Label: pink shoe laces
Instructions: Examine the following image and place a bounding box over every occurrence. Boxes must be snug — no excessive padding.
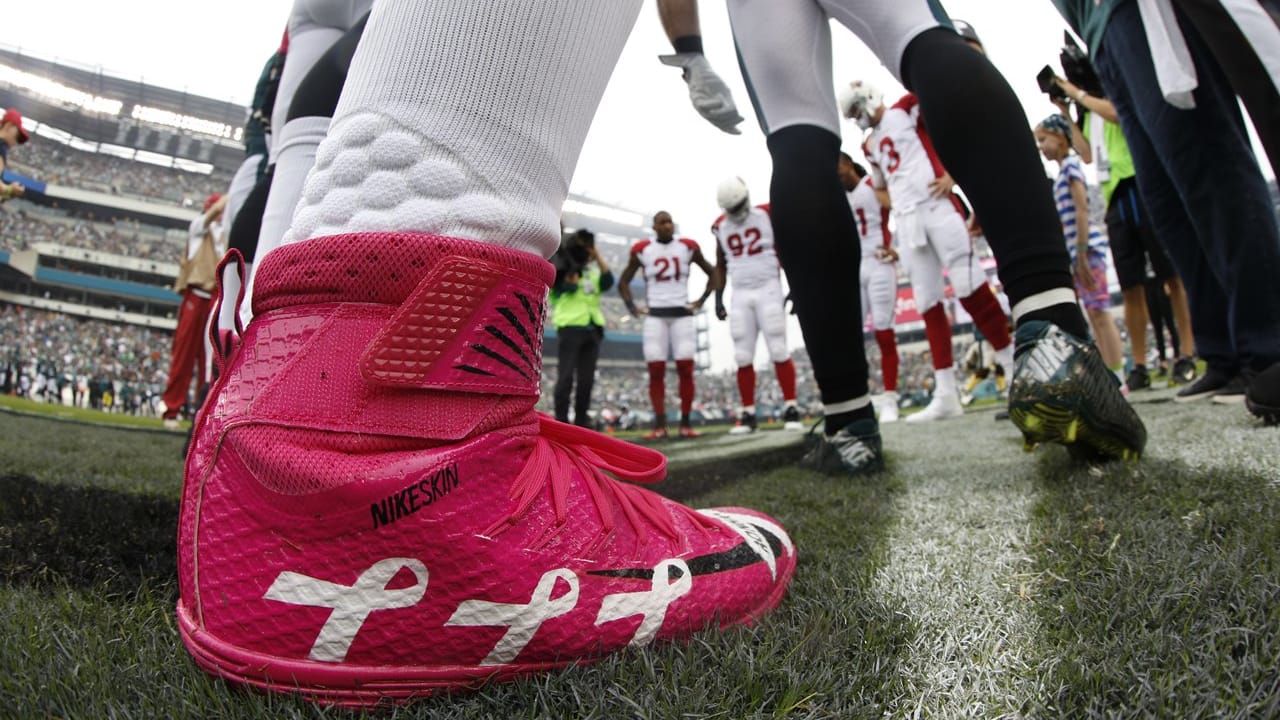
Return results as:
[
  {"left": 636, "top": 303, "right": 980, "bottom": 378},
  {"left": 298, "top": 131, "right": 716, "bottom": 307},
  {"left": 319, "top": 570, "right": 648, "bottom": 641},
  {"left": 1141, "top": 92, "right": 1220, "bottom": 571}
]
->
[{"left": 489, "top": 415, "right": 718, "bottom": 546}]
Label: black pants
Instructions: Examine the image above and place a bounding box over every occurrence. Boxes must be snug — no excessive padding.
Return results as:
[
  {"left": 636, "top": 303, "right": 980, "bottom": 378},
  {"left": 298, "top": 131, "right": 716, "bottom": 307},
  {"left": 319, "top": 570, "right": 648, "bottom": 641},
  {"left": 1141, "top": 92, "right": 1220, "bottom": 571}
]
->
[
  {"left": 554, "top": 326, "right": 602, "bottom": 426},
  {"left": 1171, "top": 0, "right": 1280, "bottom": 181}
]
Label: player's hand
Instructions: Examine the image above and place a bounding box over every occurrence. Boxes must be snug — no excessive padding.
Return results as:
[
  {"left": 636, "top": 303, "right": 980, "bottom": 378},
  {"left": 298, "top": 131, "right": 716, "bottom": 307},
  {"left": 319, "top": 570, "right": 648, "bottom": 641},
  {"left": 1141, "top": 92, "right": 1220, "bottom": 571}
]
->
[
  {"left": 659, "top": 53, "right": 744, "bottom": 135},
  {"left": 784, "top": 292, "right": 797, "bottom": 315},
  {"left": 877, "top": 247, "right": 899, "bottom": 263},
  {"left": 688, "top": 299, "right": 705, "bottom": 313},
  {"left": 928, "top": 173, "right": 955, "bottom": 198},
  {"left": 715, "top": 303, "right": 727, "bottom": 321}
]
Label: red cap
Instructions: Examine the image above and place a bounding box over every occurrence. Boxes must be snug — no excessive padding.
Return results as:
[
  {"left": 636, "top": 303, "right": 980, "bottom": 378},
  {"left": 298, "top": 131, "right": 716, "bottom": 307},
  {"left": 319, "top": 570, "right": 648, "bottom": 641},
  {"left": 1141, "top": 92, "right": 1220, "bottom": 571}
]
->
[
  {"left": 203, "top": 193, "right": 223, "bottom": 212},
  {"left": 2, "top": 108, "right": 29, "bottom": 144}
]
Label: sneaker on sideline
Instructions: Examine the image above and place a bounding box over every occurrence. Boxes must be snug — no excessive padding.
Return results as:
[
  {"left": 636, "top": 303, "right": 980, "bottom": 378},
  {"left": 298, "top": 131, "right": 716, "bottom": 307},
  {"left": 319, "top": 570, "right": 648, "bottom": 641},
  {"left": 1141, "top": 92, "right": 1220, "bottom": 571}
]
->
[
  {"left": 801, "top": 417, "right": 883, "bottom": 475},
  {"left": 1174, "top": 366, "right": 1234, "bottom": 403},
  {"left": 1246, "top": 363, "right": 1280, "bottom": 425}
]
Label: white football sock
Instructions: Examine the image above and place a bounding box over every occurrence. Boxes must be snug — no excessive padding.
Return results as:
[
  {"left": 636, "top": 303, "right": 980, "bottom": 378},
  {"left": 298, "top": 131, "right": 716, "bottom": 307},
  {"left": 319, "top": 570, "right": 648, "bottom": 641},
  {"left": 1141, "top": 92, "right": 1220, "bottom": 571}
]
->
[{"left": 284, "top": 0, "right": 643, "bottom": 260}]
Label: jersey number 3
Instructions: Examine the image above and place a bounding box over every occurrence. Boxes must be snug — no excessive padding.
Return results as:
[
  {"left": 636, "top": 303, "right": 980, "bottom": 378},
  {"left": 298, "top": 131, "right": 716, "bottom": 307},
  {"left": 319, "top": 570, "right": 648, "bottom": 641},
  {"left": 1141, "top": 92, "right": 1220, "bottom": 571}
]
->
[{"left": 879, "top": 137, "right": 901, "bottom": 174}]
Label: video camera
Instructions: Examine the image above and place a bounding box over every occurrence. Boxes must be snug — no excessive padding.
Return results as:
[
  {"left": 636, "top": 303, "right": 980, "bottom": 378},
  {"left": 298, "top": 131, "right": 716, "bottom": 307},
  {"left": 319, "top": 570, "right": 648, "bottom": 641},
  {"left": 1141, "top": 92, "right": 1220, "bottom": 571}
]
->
[
  {"left": 1038, "top": 31, "right": 1107, "bottom": 102},
  {"left": 552, "top": 228, "right": 595, "bottom": 288}
]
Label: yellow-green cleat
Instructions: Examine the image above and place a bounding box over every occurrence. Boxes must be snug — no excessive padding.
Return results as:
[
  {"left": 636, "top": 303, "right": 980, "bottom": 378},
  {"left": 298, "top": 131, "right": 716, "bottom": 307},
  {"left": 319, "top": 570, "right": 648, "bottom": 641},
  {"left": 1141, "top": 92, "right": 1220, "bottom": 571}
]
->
[{"left": 1008, "top": 321, "right": 1146, "bottom": 462}]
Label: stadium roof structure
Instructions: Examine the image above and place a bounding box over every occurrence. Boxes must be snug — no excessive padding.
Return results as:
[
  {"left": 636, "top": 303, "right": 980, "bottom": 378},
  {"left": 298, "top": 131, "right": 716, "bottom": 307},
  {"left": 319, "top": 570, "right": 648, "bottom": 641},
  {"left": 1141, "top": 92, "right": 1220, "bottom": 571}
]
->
[{"left": 0, "top": 46, "right": 249, "bottom": 175}]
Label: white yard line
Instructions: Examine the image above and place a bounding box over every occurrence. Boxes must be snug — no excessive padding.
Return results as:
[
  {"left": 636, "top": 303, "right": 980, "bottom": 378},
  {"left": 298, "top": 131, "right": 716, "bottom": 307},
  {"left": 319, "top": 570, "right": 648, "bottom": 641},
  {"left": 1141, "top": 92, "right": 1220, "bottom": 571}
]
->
[{"left": 873, "top": 419, "right": 1045, "bottom": 718}]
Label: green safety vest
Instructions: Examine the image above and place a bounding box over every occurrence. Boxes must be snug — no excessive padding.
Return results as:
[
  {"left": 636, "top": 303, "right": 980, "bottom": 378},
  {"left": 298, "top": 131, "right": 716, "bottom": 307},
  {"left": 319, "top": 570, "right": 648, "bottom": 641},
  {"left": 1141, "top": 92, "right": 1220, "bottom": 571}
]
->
[{"left": 551, "top": 264, "right": 606, "bottom": 329}]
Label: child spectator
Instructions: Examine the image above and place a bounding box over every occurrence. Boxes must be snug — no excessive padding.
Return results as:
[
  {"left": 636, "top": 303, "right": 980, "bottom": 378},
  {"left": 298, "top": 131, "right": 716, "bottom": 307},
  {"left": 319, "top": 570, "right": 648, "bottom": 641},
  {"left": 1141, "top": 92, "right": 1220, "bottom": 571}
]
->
[{"left": 1035, "top": 113, "right": 1126, "bottom": 385}]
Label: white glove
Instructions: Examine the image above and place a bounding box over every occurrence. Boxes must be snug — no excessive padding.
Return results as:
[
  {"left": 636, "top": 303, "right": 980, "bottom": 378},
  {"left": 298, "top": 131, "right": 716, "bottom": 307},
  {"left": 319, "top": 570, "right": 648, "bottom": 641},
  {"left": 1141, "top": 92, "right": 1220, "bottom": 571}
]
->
[{"left": 658, "top": 53, "right": 744, "bottom": 135}]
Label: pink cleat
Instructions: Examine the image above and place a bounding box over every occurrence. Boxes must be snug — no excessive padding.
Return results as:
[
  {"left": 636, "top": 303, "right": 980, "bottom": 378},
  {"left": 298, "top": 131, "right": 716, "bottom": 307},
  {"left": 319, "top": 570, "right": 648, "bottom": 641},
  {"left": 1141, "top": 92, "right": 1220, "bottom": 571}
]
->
[{"left": 176, "top": 234, "right": 796, "bottom": 707}]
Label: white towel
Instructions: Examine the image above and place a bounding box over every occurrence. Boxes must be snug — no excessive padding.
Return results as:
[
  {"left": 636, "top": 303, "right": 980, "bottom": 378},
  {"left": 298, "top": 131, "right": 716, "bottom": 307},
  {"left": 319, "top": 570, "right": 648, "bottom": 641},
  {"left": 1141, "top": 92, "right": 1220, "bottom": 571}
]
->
[
  {"left": 895, "top": 207, "right": 928, "bottom": 249},
  {"left": 1137, "top": 0, "right": 1199, "bottom": 109}
]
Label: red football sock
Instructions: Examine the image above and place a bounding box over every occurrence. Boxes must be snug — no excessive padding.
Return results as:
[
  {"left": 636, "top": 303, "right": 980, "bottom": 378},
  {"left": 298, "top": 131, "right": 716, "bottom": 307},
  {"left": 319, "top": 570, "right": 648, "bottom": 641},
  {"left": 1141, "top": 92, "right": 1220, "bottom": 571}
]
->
[
  {"left": 959, "top": 285, "right": 1012, "bottom": 350},
  {"left": 736, "top": 365, "right": 756, "bottom": 408},
  {"left": 676, "top": 359, "right": 695, "bottom": 416},
  {"left": 922, "top": 303, "right": 955, "bottom": 370},
  {"left": 774, "top": 359, "right": 797, "bottom": 402},
  {"left": 647, "top": 361, "right": 666, "bottom": 422},
  {"left": 874, "top": 329, "right": 899, "bottom": 392}
]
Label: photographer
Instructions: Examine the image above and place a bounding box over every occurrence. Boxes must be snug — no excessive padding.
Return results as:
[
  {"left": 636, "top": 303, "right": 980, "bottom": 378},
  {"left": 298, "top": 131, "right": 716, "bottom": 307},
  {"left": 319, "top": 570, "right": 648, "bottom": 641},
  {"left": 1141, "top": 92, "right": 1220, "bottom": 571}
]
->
[
  {"left": 550, "top": 228, "right": 614, "bottom": 427},
  {"left": 1049, "top": 0, "right": 1280, "bottom": 418},
  {"left": 1041, "top": 40, "right": 1197, "bottom": 393}
]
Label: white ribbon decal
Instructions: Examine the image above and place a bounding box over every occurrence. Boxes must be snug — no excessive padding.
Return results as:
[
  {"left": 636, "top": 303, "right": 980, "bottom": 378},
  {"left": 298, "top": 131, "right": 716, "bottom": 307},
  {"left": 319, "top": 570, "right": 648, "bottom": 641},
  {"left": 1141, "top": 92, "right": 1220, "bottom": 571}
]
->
[
  {"left": 595, "top": 559, "right": 692, "bottom": 647},
  {"left": 445, "top": 568, "right": 580, "bottom": 666},
  {"left": 263, "top": 558, "right": 428, "bottom": 663}
]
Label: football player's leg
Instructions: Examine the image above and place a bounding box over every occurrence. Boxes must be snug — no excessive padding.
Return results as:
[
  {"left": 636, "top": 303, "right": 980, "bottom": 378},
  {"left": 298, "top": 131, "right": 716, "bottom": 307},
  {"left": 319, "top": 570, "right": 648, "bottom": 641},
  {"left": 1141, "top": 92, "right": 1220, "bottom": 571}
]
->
[
  {"left": 868, "top": 262, "right": 899, "bottom": 395},
  {"left": 821, "top": 0, "right": 1086, "bottom": 337},
  {"left": 728, "top": 0, "right": 874, "bottom": 443},
  {"left": 673, "top": 316, "right": 698, "bottom": 425},
  {"left": 902, "top": 243, "right": 949, "bottom": 372},
  {"left": 243, "top": 9, "right": 370, "bottom": 325},
  {"left": 931, "top": 208, "right": 1013, "bottom": 371},
  {"left": 731, "top": 287, "right": 759, "bottom": 411},
  {"left": 181, "top": 2, "right": 796, "bottom": 696},
  {"left": 216, "top": 152, "right": 266, "bottom": 336},
  {"left": 759, "top": 286, "right": 795, "bottom": 403},
  {"left": 901, "top": 243, "right": 962, "bottom": 422},
  {"left": 644, "top": 315, "right": 670, "bottom": 425},
  {"left": 284, "top": 1, "right": 637, "bottom": 259}
]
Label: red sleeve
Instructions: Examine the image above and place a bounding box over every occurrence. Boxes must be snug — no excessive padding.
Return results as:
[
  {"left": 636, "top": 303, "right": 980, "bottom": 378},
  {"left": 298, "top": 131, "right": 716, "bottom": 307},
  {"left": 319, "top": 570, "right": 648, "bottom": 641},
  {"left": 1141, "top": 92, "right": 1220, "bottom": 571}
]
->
[
  {"left": 679, "top": 238, "right": 701, "bottom": 252},
  {"left": 861, "top": 138, "right": 878, "bottom": 168},
  {"left": 915, "top": 122, "right": 948, "bottom": 181},
  {"left": 710, "top": 214, "right": 726, "bottom": 238},
  {"left": 630, "top": 240, "right": 649, "bottom": 256},
  {"left": 757, "top": 203, "right": 771, "bottom": 217},
  {"left": 892, "top": 93, "right": 918, "bottom": 113}
]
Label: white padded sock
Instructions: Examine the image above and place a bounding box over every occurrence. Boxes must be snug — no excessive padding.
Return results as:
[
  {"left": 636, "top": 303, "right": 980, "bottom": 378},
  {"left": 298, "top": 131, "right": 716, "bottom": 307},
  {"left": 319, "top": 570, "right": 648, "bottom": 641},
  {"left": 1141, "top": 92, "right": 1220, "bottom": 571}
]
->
[{"left": 283, "top": 0, "right": 643, "bottom": 260}]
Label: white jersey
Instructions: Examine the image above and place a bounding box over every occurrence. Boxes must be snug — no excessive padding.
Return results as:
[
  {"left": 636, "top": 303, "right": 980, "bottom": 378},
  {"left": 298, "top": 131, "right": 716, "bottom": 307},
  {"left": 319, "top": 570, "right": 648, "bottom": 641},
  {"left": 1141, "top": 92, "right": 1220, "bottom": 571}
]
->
[
  {"left": 847, "top": 178, "right": 893, "bottom": 259},
  {"left": 710, "top": 205, "right": 781, "bottom": 289},
  {"left": 630, "top": 237, "right": 700, "bottom": 309},
  {"left": 863, "top": 93, "right": 957, "bottom": 214}
]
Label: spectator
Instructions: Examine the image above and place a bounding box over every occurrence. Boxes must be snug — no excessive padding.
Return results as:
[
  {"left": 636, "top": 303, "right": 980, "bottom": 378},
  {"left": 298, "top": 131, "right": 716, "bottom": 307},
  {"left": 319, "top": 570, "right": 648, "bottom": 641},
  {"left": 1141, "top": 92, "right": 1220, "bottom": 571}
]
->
[
  {"left": 1049, "top": 69, "right": 1198, "bottom": 391},
  {"left": 1049, "top": 0, "right": 1280, "bottom": 416},
  {"left": 160, "top": 193, "right": 226, "bottom": 427},
  {"left": 0, "top": 108, "right": 29, "bottom": 202},
  {"left": 1035, "top": 113, "right": 1126, "bottom": 382},
  {"left": 550, "top": 229, "right": 614, "bottom": 427}
]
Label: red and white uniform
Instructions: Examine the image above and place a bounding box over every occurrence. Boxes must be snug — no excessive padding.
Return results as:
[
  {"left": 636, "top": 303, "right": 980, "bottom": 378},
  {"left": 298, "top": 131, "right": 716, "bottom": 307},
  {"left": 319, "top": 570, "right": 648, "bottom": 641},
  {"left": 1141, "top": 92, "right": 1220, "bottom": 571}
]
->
[
  {"left": 631, "top": 237, "right": 700, "bottom": 362},
  {"left": 711, "top": 205, "right": 789, "bottom": 366},
  {"left": 847, "top": 178, "right": 898, "bottom": 331},
  {"left": 863, "top": 93, "right": 985, "bottom": 311}
]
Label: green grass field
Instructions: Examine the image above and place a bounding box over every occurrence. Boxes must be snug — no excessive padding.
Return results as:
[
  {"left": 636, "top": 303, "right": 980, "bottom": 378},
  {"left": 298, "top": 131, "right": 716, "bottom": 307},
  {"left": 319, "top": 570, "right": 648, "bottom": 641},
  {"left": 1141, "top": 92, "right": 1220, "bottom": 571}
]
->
[{"left": 2, "top": 390, "right": 1278, "bottom": 718}]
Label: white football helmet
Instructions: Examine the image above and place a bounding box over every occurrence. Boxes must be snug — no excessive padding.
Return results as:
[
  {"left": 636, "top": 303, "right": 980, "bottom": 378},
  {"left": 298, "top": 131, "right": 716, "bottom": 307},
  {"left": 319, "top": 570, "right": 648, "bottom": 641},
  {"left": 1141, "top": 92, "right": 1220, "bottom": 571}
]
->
[
  {"left": 716, "top": 176, "right": 751, "bottom": 220},
  {"left": 837, "top": 81, "right": 884, "bottom": 130}
]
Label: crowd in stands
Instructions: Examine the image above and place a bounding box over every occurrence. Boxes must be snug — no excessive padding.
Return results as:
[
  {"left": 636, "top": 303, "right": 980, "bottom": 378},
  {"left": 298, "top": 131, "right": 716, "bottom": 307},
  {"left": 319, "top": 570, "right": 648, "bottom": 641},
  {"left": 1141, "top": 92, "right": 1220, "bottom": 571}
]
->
[
  {"left": 7, "top": 140, "right": 230, "bottom": 208},
  {"left": 0, "top": 303, "right": 173, "bottom": 415},
  {"left": 0, "top": 201, "right": 184, "bottom": 264}
]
